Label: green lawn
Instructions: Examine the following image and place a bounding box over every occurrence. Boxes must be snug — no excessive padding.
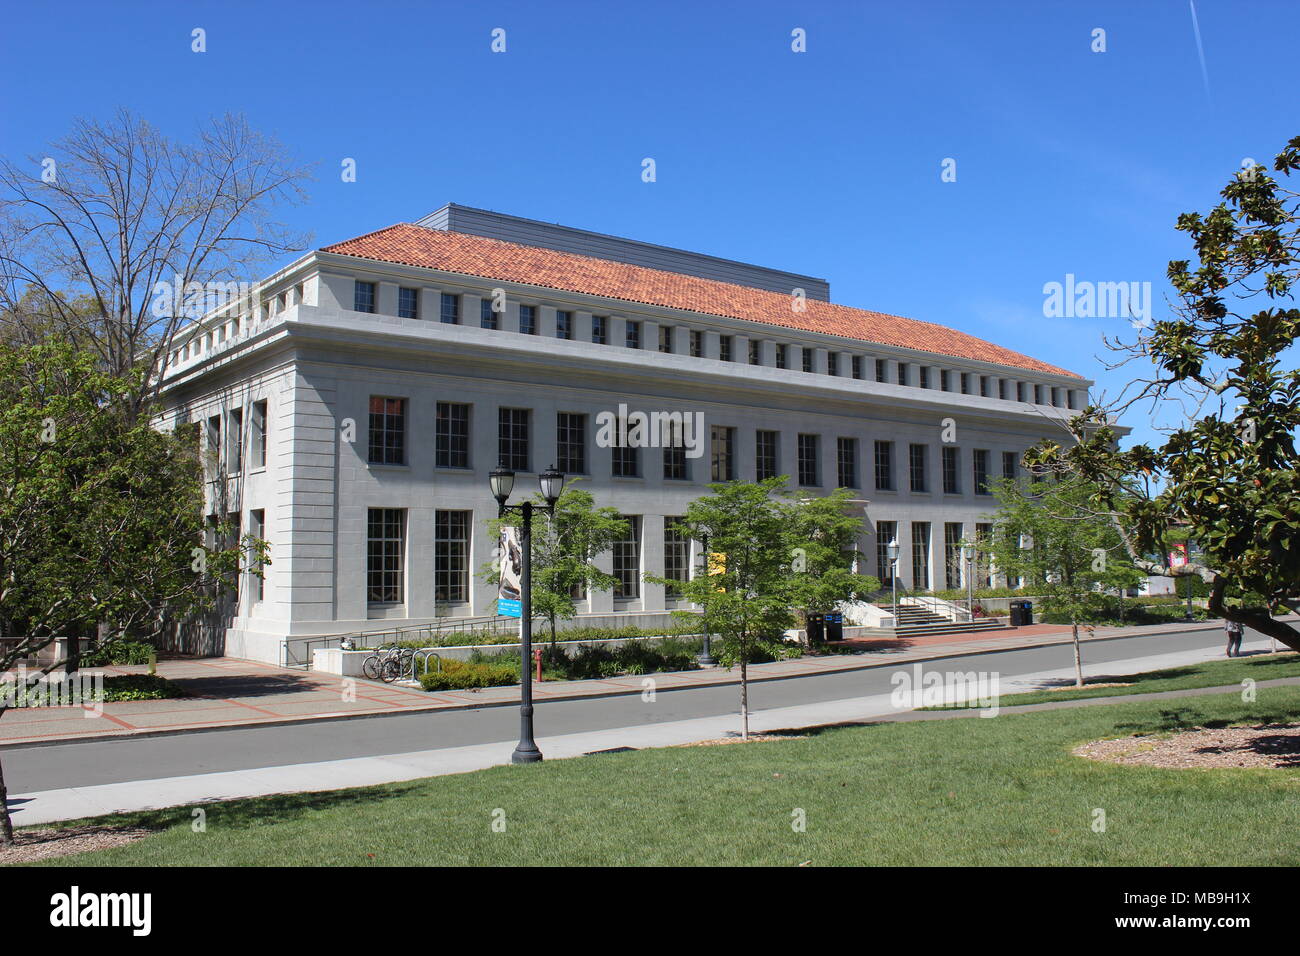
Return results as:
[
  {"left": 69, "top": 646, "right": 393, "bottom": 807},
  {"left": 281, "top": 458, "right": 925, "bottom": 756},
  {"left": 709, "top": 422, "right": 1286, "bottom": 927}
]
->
[
  {"left": 19, "top": 684, "right": 1300, "bottom": 867},
  {"left": 924, "top": 651, "right": 1300, "bottom": 709}
]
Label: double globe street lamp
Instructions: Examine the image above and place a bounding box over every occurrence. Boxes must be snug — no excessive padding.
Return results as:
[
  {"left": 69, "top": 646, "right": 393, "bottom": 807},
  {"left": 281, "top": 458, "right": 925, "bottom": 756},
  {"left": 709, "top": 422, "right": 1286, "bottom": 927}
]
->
[{"left": 489, "top": 463, "right": 565, "bottom": 764}]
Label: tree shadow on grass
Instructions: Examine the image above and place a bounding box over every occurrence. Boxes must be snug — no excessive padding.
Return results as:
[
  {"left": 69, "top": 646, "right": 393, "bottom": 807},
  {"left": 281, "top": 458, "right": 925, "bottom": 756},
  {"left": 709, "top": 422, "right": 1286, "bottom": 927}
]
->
[
  {"left": 1114, "top": 704, "right": 1300, "bottom": 735},
  {"left": 29, "top": 780, "right": 431, "bottom": 837}
]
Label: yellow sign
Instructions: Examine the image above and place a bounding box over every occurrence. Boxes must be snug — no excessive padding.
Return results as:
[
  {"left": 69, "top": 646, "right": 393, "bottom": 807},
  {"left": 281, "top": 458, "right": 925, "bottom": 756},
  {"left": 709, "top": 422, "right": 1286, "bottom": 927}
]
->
[{"left": 707, "top": 551, "right": 726, "bottom": 591}]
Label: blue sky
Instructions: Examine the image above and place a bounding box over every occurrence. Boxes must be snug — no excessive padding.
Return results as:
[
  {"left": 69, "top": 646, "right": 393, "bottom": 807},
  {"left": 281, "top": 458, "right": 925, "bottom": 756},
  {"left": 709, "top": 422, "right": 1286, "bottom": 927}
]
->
[{"left": 2, "top": 0, "right": 1297, "bottom": 450}]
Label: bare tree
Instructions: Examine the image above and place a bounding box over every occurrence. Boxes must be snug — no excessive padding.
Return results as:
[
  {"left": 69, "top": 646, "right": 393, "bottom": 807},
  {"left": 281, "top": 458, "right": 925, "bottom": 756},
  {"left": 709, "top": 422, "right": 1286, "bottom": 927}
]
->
[{"left": 0, "top": 110, "right": 311, "bottom": 415}]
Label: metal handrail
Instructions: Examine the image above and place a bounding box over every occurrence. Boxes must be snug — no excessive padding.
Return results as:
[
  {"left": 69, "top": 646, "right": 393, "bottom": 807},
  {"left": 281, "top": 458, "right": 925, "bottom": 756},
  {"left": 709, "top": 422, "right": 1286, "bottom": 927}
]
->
[{"left": 280, "top": 613, "right": 516, "bottom": 669}]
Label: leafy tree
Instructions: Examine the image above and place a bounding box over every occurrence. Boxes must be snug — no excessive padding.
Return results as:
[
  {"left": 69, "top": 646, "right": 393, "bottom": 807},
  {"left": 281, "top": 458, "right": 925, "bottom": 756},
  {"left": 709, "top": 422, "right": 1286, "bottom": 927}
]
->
[
  {"left": 980, "top": 475, "right": 1143, "bottom": 686},
  {"left": 482, "top": 483, "right": 628, "bottom": 646},
  {"left": 0, "top": 338, "right": 258, "bottom": 843},
  {"left": 648, "top": 479, "right": 800, "bottom": 739},
  {"left": 1026, "top": 134, "right": 1300, "bottom": 651},
  {"left": 781, "top": 486, "right": 880, "bottom": 621}
]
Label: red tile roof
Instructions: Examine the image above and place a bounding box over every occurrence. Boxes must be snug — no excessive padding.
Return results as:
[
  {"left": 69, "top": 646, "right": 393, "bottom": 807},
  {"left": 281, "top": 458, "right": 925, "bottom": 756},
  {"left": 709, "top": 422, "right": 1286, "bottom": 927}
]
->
[{"left": 321, "top": 224, "right": 1082, "bottom": 379}]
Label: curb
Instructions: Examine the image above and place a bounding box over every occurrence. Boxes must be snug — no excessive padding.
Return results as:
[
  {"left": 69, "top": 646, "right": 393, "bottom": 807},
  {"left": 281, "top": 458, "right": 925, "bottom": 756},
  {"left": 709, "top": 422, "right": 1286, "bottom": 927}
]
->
[{"left": 0, "top": 619, "right": 1268, "bottom": 751}]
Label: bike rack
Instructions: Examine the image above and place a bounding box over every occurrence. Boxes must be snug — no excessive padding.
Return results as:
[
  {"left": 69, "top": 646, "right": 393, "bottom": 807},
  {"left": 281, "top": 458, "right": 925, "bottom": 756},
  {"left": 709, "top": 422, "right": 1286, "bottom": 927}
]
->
[{"left": 411, "top": 649, "right": 443, "bottom": 681}]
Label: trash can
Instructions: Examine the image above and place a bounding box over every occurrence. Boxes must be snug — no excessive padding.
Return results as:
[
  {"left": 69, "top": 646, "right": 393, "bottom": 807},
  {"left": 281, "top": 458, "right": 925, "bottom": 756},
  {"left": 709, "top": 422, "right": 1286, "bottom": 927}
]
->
[
  {"left": 1010, "top": 600, "right": 1034, "bottom": 626},
  {"left": 806, "top": 613, "right": 825, "bottom": 645},
  {"left": 824, "top": 612, "right": 844, "bottom": 643}
]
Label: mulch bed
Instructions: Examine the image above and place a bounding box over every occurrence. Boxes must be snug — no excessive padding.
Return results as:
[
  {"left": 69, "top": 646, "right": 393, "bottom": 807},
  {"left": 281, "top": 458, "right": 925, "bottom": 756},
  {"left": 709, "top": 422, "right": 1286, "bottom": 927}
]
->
[
  {"left": 1074, "top": 722, "right": 1300, "bottom": 770},
  {"left": 0, "top": 825, "right": 155, "bottom": 864},
  {"left": 679, "top": 734, "right": 805, "bottom": 747}
]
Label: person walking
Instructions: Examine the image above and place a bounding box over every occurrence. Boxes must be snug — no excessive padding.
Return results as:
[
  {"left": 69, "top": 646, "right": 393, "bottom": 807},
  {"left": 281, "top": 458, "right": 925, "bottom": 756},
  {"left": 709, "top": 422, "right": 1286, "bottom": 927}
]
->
[{"left": 1225, "top": 618, "right": 1244, "bottom": 658}]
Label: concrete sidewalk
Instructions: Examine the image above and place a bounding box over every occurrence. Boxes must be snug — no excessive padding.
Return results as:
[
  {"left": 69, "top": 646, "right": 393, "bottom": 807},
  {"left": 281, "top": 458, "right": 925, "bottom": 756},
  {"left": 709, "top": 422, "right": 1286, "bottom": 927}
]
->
[{"left": 0, "top": 618, "right": 1261, "bottom": 748}]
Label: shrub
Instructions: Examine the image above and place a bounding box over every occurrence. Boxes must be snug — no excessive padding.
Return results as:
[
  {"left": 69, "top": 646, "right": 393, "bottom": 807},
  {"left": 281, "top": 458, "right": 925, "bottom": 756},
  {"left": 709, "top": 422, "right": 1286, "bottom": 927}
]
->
[
  {"left": 417, "top": 657, "right": 517, "bottom": 691},
  {"left": 0, "top": 673, "right": 185, "bottom": 706},
  {"left": 79, "top": 639, "right": 156, "bottom": 666},
  {"left": 99, "top": 674, "right": 187, "bottom": 701}
]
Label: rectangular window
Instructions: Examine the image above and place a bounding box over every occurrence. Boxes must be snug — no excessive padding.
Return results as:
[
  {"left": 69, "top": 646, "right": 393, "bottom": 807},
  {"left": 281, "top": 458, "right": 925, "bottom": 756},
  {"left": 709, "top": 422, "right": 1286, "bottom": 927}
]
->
[
  {"left": 876, "top": 520, "right": 897, "bottom": 588},
  {"left": 719, "top": 335, "right": 733, "bottom": 362},
  {"left": 801, "top": 347, "right": 813, "bottom": 373},
  {"left": 749, "top": 339, "right": 760, "bottom": 365},
  {"left": 960, "top": 372, "right": 970, "bottom": 395},
  {"left": 836, "top": 437, "right": 857, "bottom": 488},
  {"left": 940, "top": 369, "right": 950, "bottom": 391},
  {"left": 354, "top": 280, "right": 376, "bottom": 314},
  {"left": 1017, "top": 382, "right": 1028, "bottom": 403},
  {"left": 756, "top": 429, "right": 779, "bottom": 481},
  {"left": 481, "top": 297, "right": 499, "bottom": 329},
  {"left": 556, "top": 412, "right": 586, "bottom": 474},
  {"left": 919, "top": 367, "right": 931, "bottom": 389},
  {"left": 368, "top": 397, "right": 406, "bottom": 465},
  {"left": 434, "top": 510, "right": 471, "bottom": 604},
  {"left": 663, "top": 518, "right": 690, "bottom": 597},
  {"left": 1002, "top": 450, "right": 1019, "bottom": 482},
  {"left": 874, "top": 440, "right": 894, "bottom": 491},
  {"left": 399, "top": 287, "right": 420, "bottom": 319},
  {"left": 827, "top": 353, "right": 839, "bottom": 376},
  {"left": 975, "top": 523, "right": 994, "bottom": 588},
  {"left": 248, "top": 508, "right": 266, "bottom": 602},
  {"left": 689, "top": 329, "right": 703, "bottom": 357},
  {"left": 797, "top": 433, "right": 820, "bottom": 487},
  {"left": 613, "top": 516, "right": 641, "bottom": 599},
  {"left": 612, "top": 444, "right": 640, "bottom": 478},
  {"left": 945, "top": 522, "right": 964, "bottom": 590},
  {"left": 519, "top": 304, "right": 537, "bottom": 335},
  {"left": 1034, "top": 384, "right": 1044, "bottom": 405},
  {"left": 367, "top": 508, "right": 405, "bottom": 605},
  {"left": 980, "top": 375, "right": 990, "bottom": 398},
  {"left": 206, "top": 414, "right": 221, "bottom": 462},
  {"left": 626, "top": 320, "right": 641, "bottom": 349},
  {"left": 592, "top": 315, "right": 608, "bottom": 344},
  {"left": 909, "top": 443, "right": 928, "bottom": 493},
  {"left": 897, "top": 362, "right": 909, "bottom": 386},
  {"left": 851, "top": 355, "right": 863, "bottom": 380},
  {"left": 440, "top": 292, "right": 459, "bottom": 324},
  {"left": 227, "top": 408, "right": 243, "bottom": 472},
  {"left": 911, "top": 522, "right": 931, "bottom": 591},
  {"left": 498, "top": 408, "right": 529, "bottom": 471},
  {"left": 973, "top": 449, "right": 990, "bottom": 495},
  {"left": 662, "top": 418, "right": 689, "bottom": 480},
  {"left": 998, "top": 379, "right": 1008, "bottom": 400},
  {"left": 250, "top": 400, "right": 267, "bottom": 469},
  {"left": 875, "top": 358, "right": 887, "bottom": 383},
  {"left": 775, "top": 344, "right": 787, "bottom": 369},
  {"left": 658, "top": 324, "right": 673, "bottom": 353},
  {"left": 942, "top": 446, "right": 961, "bottom": 494},
  {"left": 711, "top": 426, "right": 736, "bottom": 481},
  {"left": 1003, "top": 525, "right": 1023, "bottom": 589},
  {"left": 556, "top": 310, "right": 572, "bottom": 339},
  {"left": 436, "top": 402, "right": 470, "bottom": 469}
]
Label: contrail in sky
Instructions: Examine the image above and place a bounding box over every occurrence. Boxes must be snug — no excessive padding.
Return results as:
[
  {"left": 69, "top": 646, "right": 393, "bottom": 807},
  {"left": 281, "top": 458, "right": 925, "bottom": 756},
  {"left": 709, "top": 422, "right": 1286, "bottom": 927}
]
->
[{"left": 1188, "top": 0, "right": 1212, "bottom": 106}]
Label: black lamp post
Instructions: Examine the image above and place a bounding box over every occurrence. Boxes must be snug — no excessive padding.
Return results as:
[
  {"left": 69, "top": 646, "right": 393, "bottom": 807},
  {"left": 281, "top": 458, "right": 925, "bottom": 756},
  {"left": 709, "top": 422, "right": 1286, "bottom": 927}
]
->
[
  {"left": 490, "top": 462, "right": 564, "bottom": 764},
  {"left": 694, "top": 531, "right": 715, "bottom": 667}
]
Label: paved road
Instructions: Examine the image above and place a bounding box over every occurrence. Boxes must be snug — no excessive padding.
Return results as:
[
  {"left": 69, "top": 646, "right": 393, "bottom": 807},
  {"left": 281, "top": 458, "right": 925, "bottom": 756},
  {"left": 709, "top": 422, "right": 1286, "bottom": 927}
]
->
[{"left": 3, "top": 625, "right": 1268, "bottom": 795}]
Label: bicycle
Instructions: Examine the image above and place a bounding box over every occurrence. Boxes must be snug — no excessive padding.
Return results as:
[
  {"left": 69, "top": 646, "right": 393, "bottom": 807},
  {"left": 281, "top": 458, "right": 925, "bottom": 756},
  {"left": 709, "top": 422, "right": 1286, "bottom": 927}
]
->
[{"left": 362, "top": 644, "right": 413, "bottom": 682}]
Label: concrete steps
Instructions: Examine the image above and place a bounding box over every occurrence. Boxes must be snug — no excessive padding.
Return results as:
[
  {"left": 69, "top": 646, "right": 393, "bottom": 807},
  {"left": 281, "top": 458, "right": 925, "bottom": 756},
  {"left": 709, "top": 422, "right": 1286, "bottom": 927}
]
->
[{"left": 843, "top": 603, "right": 1013, "bottom": 641}]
